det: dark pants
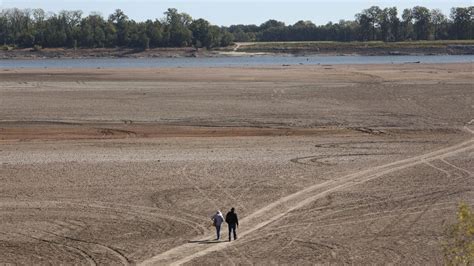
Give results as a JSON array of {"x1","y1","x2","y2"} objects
[
  {"x1": 228, "y1": 223, "x2": 237, "y2": 241},
  {"x1": 215, "y1": 224, "x2": 221, "y2": 240}
]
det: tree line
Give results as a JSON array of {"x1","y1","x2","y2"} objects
[
  {"x1": 0, "y1": 8, "x2": 233, "y2": 49},
  {"x1": 0, "y1": 6, "x2": 472, "y2": 49},
  {"x1": 231, "y1": 6, "x2": 473, "y2": 42}
]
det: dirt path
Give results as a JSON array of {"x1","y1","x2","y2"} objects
[
  {"x1": 233, "y1": 43, "x2": 241, "y2": 52},
  {"x1": 140, "y1": 125, "x2": 473, "y2": 265}
]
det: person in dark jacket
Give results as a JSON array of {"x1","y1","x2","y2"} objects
[{"x1": 225, "y1": 207, "x2": 238, "y2": 241}]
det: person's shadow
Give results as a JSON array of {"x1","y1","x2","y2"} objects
[{"x1": 188, "y1": 239, "x2": 226, "y2": 244}]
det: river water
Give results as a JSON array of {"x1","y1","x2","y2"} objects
[{"x1": 0, "y1": 55, "x2": 472, "y2": 68}]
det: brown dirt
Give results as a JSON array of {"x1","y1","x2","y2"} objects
[
  {"x1": 0, "y1": 47, "x2": 210, "y2": 60},
  {"x1": 0, "y1": 64, "x2": 472, "y2": 265},
  {"x1": 2, "y1": 42, "x2": 473, "y2": 59}
]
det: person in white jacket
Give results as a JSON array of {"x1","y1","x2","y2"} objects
[{"x1": 211, "y1": 210, "x2": 225, "y2": 240}]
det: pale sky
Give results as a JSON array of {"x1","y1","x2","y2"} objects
[{"x1": 1, "y1": 0, "x2": 471, "y2": 26}]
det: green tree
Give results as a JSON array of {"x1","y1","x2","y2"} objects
[
  {"x1": 104, "y1": 21, "x2": 117, "y2": 47},
  {"x1": 79, "y1": 14, "x2": 106, "y2": 47},
  {"x1": 220, "y1": 30, "x2": 234, "y2": 46},
  {"x1": 431, "y1": 9, "x2": 448, "y2": 40},
  {"x1": 15, "y1": 9, "x2": 35, "y2": 47},
  {"x1": 209, "y1": 25, "x2": 222, "y2": 48},
  {"x1": 379, "y1": 8, "x2": 390, "y2": 41},
  {"x1": 109, "y1": 9, "x2": 130, "y2": 46},
  {"x1": 0, "y1": 12, "x2": 8, "y2": 45},
  {"x1": 356, "y1": 6, "x2": 382, "y2": 41},
  {"x1": 0, "y1": 5, "x2": 470, "y2": 48},
  {"x1": 163, "y1": 8, "x2": 192, "y2": 47},
  {"x1": 190, "y1": 18, "x2": 213, "y2": 48},
  {"x1": 290, "y1": 20, "x2": 317, "y2": 41},
  {"x1": 43, "y1": 14, "x2": 68, "y2": 47},
  {"x1": 377, "y1": 7, "x2": 401, "y2": 42},
  {"x1": 259, "y1": 19, "x2": 285, "y2": 31},
  {"x1": 58, "y1": 10, "x2": 82, "y2": 47},
  {"x1": 401, "y1": 8, "x2": 414, "y2": 40},
  {"x1": 140, "y1": 32, "x2": 150, "y2": 50},
  {"x1": 443, "y1": 203, "x2": 474, "y2": 265},
  {"x1": 335, "y1": 20, "x2": 358, "y2": 42},
  {"x1": 260, "y1": 25, "x2": 287, "y2": 41},
  {"x1": 228, "y1": 24, "x2": 258, "y2": 42},
  {"x1": 127, "y1": 22, "x2": 151, "y2": 50},
  {"x1": 450, "y1": 7, "x2": 473, "y2": 39},
  {"x1": 356, "y1": 13, "x2": 372, "y2": 41},
  {"x1": 412, "y1": 6, "x2": 432, "y2": 40},
  {"x1": 4, "y1": 8, "x2": 31, "y2": 46},
  {"x1": 386, "y1": 7, "x2": 400, "y2": 41},
  {"x1": 145, "y1": 20, "x2": 163, "y2": 47},
  {"x1": 31, "y1": 8, "x2": 46, "y2": 46},
  {"x1": 230, "y1": 28, "x2": 245, "y2": 42}
]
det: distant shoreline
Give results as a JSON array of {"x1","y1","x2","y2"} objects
[{"x1": 1, "y1": 41, "x2": 473, "y2": 60}]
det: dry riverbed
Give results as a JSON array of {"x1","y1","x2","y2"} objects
[{"x1": 0, "y1": 63, "x2": 473, "y2": 264}]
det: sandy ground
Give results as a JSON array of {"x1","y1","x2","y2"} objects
[{"x1": 0, "y1": 63, "x2": 473, "y2": 265}]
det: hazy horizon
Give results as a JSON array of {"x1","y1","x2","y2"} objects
[{"x1": 2, "y1": 0, "x2": 472, "y2": 27}]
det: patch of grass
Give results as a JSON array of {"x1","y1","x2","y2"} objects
[
  {"x1": 1, "y1": 45, "x2": 14, "y2": 51},
  {"x1": 237, "y1": 40, "x2": 474, "y2": 53},
  {"x1": 31, "y1": 45, "x2": 42, "y2": 52},
  {"x1": 443, "y1": 203, "x2": 474, "y2": 266}
]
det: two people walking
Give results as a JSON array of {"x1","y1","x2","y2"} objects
[{"x1": 211, "y1": 207, "x2": 239, "y2": 241}]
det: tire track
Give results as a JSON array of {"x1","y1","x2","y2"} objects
[
  {"x1": 84, "y1": 201, "x2": 208, "y2": 235},
  {"x1": 362, "y1": 156, "x2": 471, "y2": 240},
  {"x1": 236, "y1": 157, "x2": 472, "y2": 257},
  {"x1": 290, "y1": 152, "x2": 395, "y2": 166},
  {"x1": 173, "y1": 165, "x2": 254, "y2": 266},
  {"x1": 0, "y1": 200, "x2": 207, "y2": 236},
  {"x1": 189, "y1": 163, "x2": 246, "y2": 212},
  {"x1": 368, "y1": 156, "x2": 471, "y2": 242},
  {"x1": 207, "y1": 202, "x2": 462, "y2": 265},
  {"x1": 238, "y1": 200, "x2": 471, "y2": 243},
  {"x1": 441, "y1": 158, "x2": 472, "y2": 176},
  {"x1": 202, "y1": 157, "x2": 472, "y2": 257},
  {"x1": 1, "y1": 231, "x2": 98, "y2": 266},
  {"x1": 368, "y1": 160, "x2": 456, "y2": 237},
  {"x1": 140, "y1": 132, "x2": 473, "y2": 265},
  {"x1": 37, "y1": 229, "x2": 131, "y2": 265},
  {"x1": 273, "y1": 223, "x2": 312, "y2": 254},
  {"x1": 285, "y1": 188, "x2": 465, "y2": 223},
  {"x1": 0, "y1": 200, "x2": 211, "y2": 264}
]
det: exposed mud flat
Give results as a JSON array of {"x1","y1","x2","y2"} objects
[
  {"x1": 2, "y1": 41, "x2": 474, "y2": 60},
  {"x1": 0, "y1": 47, "x2": 208, "y2": 60},
  {"x1": 0, "y1": 64, "x2": 473, "y2": 264}
]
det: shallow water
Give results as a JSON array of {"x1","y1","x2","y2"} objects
[{"x1": 0, "y1": 54, "x2": 472, "y2": 68}]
